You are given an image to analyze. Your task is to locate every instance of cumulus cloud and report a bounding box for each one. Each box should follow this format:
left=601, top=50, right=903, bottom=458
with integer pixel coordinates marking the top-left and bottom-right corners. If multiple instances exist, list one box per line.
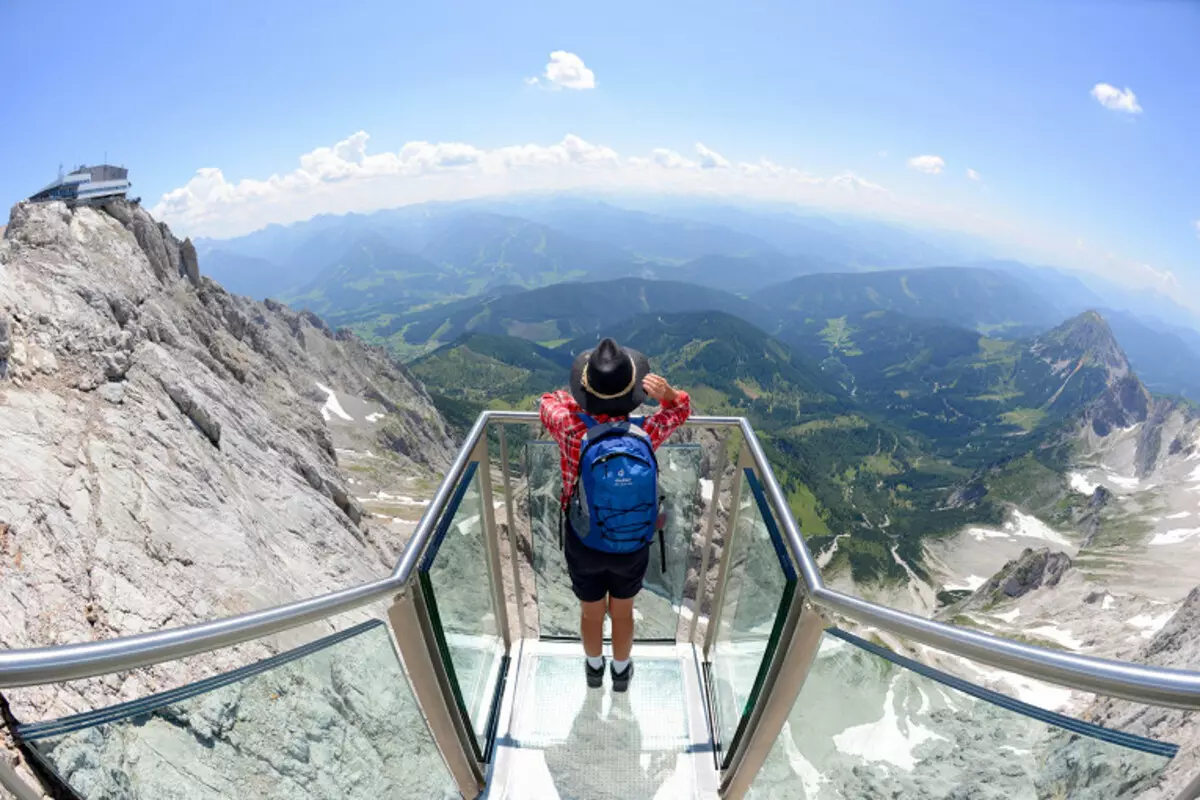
left=908, top=155, right=945, bottom=174
left=528, top=51, right=596, bottom=90
left=966, top=168, right=981, bottom=181
left=649, top=148, right=697, bottom=170
left=148, top=128, right=1196, bottom=307
left=695, top=143, right=730, bottom=169
left=152, top=130, right=911, bottom=238
left=1137, top=263, right=1179, bottom=291
left=829, top=172, right=890, bottom=195
left=1091, top=83, right=1142, bottom=114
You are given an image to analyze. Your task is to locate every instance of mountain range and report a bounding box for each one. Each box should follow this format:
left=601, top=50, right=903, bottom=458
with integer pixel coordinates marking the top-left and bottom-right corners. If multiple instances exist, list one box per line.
left=9, top=193, right=1200, bottom=798
left=190, top=193, right=1200, bottom=582
left=408, top=283, right=1155, bottom=583
left=196, top=195, right=1200, bottom=398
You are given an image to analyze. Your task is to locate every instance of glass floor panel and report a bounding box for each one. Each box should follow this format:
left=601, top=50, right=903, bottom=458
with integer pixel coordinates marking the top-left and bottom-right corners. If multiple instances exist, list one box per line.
left=489, top=641, right=719, bottom=799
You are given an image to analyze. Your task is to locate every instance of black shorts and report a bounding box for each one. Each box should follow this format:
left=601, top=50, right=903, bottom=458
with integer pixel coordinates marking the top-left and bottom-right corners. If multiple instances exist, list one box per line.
left=563, top=521, right=651, bottom=603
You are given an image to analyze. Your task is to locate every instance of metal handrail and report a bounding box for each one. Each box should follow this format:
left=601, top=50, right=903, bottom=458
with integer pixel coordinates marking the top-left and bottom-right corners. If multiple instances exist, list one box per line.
left=0, top=411, right=733, bottom=688
left=3, top=410, right=1200, bottom=711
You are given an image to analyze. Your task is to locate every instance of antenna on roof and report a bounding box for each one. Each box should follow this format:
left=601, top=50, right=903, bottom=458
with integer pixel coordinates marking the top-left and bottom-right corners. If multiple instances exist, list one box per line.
left=57, top=163, right=64, bottom=181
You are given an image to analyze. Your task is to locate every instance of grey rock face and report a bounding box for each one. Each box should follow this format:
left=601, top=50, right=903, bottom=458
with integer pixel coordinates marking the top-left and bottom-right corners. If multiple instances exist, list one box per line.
left=954, top=548, right=1072, bottom=613
left=1071, top=587, right=1200, bottom=799
left=750, top=631, right=1171, bottom=800
left=0, top=313, right=11, bottom=361
left=23, top=623, right=459, bottom=800
left=0, top=201, right=453, bottom=793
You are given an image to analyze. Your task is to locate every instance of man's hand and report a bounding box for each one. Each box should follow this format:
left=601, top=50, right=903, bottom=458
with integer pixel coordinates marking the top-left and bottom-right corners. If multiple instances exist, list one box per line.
left=643, top=373, right=677, bottom=403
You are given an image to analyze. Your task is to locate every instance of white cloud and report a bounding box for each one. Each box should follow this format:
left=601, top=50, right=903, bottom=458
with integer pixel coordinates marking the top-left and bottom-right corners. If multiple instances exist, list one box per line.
left=649, top=148, right=696, bottom=170
left=829, top=172, right=890, bottom=195
left=695, top=143, right=730, bottom=169
left=153, top=131, right=908, bottom=239
left=908, top=155, right=945, bottom=174
left=1137, top=263, right=1179, bottom=291
left=148, top=129, right=1192, bottom=310
left=1091, top=83, right=1142, bottom=114
left=528, top=51, right=596, bottom=90
left=1194, top=220, right=1200, bottom=239
left=966, top=168, right=981, bottom=181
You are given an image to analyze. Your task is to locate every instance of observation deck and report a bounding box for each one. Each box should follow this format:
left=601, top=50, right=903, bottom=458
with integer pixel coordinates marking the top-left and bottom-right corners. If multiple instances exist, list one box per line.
left=1, top=412, right=1197, bottom=799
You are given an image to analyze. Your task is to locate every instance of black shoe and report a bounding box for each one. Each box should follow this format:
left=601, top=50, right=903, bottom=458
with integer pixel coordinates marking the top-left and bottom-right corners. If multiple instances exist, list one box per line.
left=611, top=660, right=634, bottom=692
left=586, top=657, right=605, bottom=688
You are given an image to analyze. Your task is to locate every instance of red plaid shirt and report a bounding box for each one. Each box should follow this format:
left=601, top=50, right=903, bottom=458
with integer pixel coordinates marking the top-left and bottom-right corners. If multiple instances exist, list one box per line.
left=539, top=389, right=692, bottom=511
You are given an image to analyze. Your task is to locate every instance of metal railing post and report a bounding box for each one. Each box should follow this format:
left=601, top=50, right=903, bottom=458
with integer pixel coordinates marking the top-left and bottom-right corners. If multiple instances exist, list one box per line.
left=473, top=427, right=512, bottom=651
left=690, top=428, right=730, bottom=645
left=1171, top=770, right=1200, bottom=800
left=720, top=602, right=827, bottom=799
left=387, top=591, right=484, bottom=798
left=497, top=424, right=528, bottom=639
left=0, top=759, right=42, bottom=800
left=703, top=440, right=752, bottom=660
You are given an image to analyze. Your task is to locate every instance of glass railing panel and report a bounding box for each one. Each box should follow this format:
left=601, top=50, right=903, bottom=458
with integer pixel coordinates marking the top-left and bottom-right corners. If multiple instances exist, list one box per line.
left=418, top=460, right=507, bottom=759
left=747, top=628, right=1178, bottom=799
left=526, top=440, right=702, bottom=641
left=15, top=620, right=460, bottom=800
left=708, top=467, right=799, bottom=769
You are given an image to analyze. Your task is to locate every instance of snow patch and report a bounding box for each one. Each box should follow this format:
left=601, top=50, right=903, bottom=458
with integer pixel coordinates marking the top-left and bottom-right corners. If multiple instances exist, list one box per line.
left=993, top=608, right=1021, bottom=623
left=970, top=666, right=1074, bottom=711
left=1025, top=624, right=1084, bottom=651
left=315, top=382, right=353, bottom=422
left=1166, top=511, right=1193, bottom=520
left=943, top=575, right=986, bottom=592
left=1101, top=594, right=1115, bottom=611
left=1127, top=612, right=1174, bottom=638
left=365, top=412, right=385, bottom=423
left=965, top=527, right=1011, bottom=542
left=832, top=680, right=946, bottom=771
left=781, top=722, right=827, bottom=797
left=964, top=510, right=1072, bottom=547
left=1104, top=471, right=1140, bottom=490
left=700, top=478, right=714, bottom=503
left=1149, top=528, right=1200, bottom=546
left=1068, top=472, right=1098, bottom=495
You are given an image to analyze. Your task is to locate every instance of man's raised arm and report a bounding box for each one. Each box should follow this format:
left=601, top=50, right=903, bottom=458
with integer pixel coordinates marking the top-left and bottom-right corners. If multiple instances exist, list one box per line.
left=539, top=389, right=577, bottom=448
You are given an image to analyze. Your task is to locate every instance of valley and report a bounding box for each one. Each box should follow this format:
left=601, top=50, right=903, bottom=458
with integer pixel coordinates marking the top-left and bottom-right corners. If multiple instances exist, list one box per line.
left=7, top=193, right=1200, bottom=796
left=194, top=195, right=1200, bottom=614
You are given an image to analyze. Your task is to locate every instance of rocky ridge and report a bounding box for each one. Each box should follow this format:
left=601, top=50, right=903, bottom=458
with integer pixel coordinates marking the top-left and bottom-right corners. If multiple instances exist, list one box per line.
left=1083, top=588, right=1200, bottom=797
left=0, top=200, right=453, bottom=797
left=950, top=547, right=1073, bottom=614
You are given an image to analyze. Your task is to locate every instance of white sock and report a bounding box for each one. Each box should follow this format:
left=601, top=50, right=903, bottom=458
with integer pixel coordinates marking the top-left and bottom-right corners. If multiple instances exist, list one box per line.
left=612, top=658, right=630, bottom=674
left=587, top=655, right=604, bottom=670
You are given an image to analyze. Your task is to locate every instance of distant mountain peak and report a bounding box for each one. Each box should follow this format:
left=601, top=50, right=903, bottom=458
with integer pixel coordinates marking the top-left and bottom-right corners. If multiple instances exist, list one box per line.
left=1033, top=310, right=1131, bottom=381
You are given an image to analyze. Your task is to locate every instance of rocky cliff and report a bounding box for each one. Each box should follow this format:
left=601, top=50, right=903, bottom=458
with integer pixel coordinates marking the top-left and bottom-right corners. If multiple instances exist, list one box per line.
left=0, top=200, right=453, bottom=795
left=950, top=547, right=1073, bottom=614
left=1074, top=587, right=1200, bottom=799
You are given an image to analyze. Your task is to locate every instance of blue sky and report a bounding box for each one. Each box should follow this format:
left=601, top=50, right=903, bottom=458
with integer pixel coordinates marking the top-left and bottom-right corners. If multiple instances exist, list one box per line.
left=2, top=0, right=1197, bottom=300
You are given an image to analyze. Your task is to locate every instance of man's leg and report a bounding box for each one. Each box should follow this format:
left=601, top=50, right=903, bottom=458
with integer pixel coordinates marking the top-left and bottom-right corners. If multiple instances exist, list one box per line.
left=580, top=598, right=607, bottom=659
left=608, top=595, right=636, bottom=662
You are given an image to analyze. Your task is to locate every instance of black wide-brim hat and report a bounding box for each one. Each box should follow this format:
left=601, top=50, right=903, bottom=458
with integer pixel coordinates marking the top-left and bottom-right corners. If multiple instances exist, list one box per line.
left=570, top=338, right=650, bottom=416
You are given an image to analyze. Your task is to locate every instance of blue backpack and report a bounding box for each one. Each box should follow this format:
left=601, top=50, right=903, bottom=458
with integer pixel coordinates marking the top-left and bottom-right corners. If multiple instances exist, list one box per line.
left=568, top=414, right=659, bottom=554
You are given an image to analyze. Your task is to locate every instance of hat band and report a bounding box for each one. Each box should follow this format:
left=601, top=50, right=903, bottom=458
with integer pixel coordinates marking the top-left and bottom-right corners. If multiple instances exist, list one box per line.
left=581, top=355, right=637, bottom=400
